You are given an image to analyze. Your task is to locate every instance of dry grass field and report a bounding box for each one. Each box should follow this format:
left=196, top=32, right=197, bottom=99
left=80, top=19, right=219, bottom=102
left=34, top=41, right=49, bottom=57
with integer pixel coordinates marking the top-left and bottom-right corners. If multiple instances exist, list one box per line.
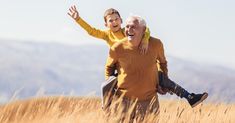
left=0, top=96, right=234, bottom=123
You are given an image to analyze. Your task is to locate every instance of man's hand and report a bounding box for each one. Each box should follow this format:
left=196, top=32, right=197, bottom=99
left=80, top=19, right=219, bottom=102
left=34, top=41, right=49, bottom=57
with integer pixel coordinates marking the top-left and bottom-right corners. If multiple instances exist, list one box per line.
left=139, top=41, right=149, bottom=54
left=67, top=5, right=80, bottom=21
left=157, top=86, right=168, bottom=95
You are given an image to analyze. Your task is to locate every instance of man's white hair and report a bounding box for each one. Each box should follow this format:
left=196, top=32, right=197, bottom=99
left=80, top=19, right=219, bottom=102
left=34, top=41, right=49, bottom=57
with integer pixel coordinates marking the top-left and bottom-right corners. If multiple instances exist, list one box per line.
left=126, top=15, right=146, bottom=27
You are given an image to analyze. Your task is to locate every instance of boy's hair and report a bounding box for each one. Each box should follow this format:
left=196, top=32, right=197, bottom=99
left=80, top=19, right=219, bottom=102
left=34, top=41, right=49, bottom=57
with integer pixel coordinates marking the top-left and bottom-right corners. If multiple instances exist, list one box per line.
left=104, top=8, right=121, bottom=22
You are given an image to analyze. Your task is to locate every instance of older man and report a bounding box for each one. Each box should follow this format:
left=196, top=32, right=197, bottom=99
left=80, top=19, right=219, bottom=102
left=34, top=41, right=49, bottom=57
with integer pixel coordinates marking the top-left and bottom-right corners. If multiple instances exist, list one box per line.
left=105, top=15, right=164, bottom=121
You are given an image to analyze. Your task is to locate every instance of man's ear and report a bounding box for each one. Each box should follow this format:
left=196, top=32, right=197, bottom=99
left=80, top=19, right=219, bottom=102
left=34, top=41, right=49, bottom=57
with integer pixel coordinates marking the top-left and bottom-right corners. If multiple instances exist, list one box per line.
left=105, top=22, right=108, bottom=27
left=121, top=18, right=123, bottom=24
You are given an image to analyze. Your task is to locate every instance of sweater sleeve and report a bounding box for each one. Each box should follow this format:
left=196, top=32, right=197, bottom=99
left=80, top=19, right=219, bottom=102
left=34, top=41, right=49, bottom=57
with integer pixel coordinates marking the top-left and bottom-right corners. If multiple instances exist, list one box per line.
left=105, top=46, right=118, bottom=79
left=142, top=27, right=150, bottom=44
left=157, top=40, right=168, bottom=77
left=76, top=18, right=108, bottom=41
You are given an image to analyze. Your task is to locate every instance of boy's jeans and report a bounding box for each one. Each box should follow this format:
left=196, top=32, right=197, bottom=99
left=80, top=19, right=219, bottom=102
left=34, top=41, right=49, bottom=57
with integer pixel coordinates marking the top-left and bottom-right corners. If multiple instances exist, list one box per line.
left=101, top=76, right=117, bottom=109
left=158, top=71, right=186, bottom=98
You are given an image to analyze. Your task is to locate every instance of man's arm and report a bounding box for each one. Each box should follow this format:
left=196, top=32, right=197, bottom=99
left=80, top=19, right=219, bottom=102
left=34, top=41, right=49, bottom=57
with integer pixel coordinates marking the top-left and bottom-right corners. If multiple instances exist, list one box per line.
left=68, top=5, right=108, bottom=41
left=157, top=40, right=168, bottom=77
left=105, top=47, right=118, bottom=79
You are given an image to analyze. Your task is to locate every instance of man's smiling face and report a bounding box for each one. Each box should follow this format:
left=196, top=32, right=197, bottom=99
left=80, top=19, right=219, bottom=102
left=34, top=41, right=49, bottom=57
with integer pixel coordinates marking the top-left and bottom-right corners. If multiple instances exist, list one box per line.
left=125, top=17, right=145, bottom=42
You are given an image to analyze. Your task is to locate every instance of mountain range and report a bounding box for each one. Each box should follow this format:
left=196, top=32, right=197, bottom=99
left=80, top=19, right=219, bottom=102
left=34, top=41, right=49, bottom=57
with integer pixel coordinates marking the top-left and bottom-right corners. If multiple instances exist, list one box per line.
left=0, top=40, right=234, bottom=103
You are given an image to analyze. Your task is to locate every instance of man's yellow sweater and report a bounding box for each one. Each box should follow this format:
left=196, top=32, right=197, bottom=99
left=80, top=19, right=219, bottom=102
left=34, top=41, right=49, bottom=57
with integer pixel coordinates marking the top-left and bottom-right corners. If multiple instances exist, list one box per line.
left=105, top=37, right=168, bottom=101
left=76, top=18, right=150, bottom=47
left=76, top=18, right=167, bottom=73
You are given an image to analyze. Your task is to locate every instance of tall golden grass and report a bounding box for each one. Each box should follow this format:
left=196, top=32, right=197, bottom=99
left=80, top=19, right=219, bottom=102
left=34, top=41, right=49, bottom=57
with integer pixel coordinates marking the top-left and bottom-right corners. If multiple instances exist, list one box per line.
left=0, top=96, right=234, bottom=123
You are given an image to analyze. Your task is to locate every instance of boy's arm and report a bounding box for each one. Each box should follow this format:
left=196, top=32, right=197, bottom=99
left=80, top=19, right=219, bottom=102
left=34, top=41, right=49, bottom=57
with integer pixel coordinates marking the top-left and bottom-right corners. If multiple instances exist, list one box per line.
left=139, top=27, right=150, bottom=54
left=142, top=27, right=150, bottom=44
left=105, top=47, right=118, bottom=80
left=76, top=18, right=108, bottom=40
left=68, top=5, right=108, bottom=40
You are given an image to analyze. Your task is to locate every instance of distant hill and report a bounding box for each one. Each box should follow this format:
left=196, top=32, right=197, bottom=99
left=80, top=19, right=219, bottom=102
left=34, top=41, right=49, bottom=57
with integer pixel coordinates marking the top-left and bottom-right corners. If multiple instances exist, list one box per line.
left=0, top=40, right=234, bottom=103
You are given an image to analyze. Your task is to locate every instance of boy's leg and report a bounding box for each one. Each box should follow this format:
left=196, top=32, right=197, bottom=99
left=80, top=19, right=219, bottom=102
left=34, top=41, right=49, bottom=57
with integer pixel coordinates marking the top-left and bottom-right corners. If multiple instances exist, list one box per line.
left=101, top=76, right=117, bottom=110
left=158, top=71, right=189, bottom=98
left=158, top=71, right=208, bottom=107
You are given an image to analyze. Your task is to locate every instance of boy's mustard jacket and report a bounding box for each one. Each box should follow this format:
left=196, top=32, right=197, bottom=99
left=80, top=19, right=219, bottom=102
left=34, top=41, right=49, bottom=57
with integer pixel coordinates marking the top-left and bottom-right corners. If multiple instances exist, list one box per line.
left=76, top=18, right=150, bottom=47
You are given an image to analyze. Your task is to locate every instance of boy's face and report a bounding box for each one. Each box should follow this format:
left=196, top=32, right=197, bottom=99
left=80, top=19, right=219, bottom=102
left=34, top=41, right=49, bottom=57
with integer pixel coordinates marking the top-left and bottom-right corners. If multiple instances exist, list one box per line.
left=105, top=14, right=122, bottom=32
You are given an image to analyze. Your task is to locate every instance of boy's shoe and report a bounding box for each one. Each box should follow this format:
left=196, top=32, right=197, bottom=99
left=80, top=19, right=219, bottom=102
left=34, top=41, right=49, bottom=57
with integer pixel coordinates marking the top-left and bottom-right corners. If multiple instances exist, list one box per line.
left=187, top=92, right=208, bottom=108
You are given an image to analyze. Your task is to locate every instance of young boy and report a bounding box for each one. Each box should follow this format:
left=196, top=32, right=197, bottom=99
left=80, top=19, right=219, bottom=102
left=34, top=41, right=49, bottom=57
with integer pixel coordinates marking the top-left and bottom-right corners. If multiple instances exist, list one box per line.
left=68, top=5, right=150, bottom=54
left=68, top=5, right=208, bottom=108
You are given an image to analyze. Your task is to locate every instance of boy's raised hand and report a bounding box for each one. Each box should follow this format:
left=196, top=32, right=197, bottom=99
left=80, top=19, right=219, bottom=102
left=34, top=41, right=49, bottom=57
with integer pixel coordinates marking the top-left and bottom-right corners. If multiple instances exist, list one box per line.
left=68, top=5, right=80, bottom=21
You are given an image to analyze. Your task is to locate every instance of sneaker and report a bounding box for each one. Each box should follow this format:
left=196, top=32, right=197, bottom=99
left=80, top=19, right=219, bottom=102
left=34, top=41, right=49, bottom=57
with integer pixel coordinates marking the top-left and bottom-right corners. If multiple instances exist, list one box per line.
left=187, top=92, right=208, bottom=108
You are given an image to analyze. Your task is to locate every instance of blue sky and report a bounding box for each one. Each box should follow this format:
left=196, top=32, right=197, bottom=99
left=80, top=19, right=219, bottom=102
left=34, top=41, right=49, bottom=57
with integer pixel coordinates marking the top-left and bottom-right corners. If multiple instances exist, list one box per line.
left=0, top=0, right=235, bottom=69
